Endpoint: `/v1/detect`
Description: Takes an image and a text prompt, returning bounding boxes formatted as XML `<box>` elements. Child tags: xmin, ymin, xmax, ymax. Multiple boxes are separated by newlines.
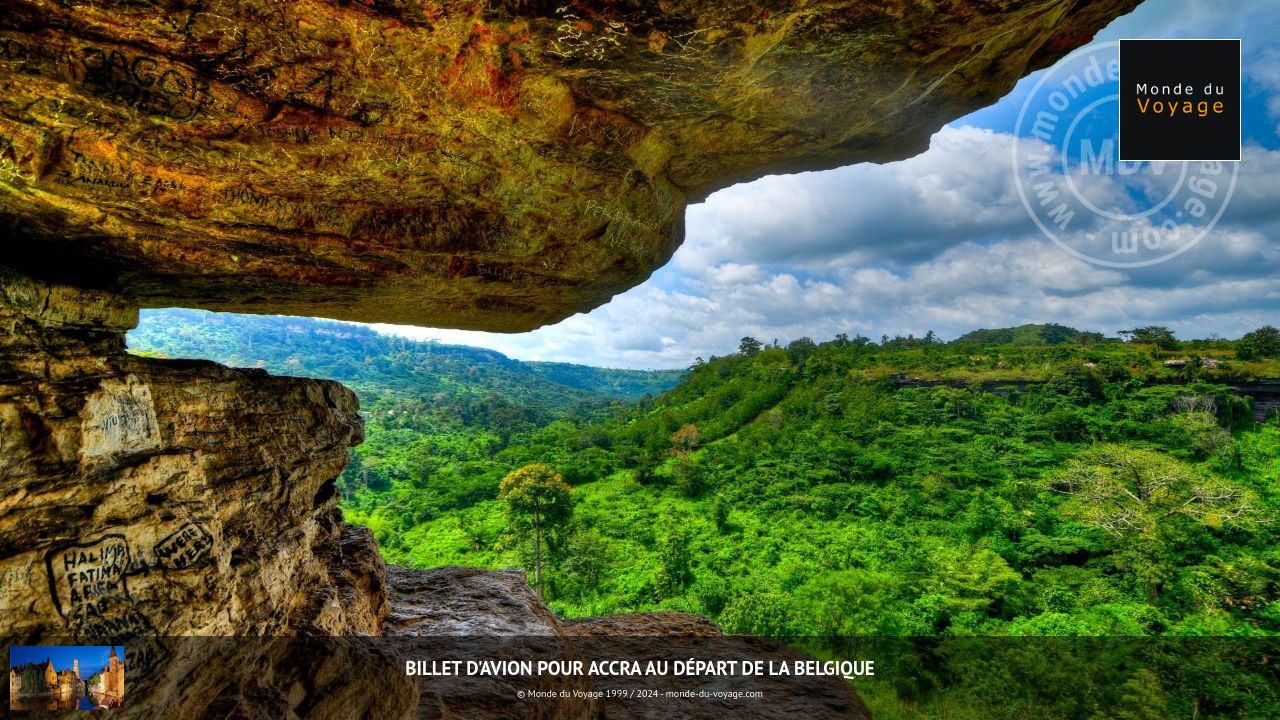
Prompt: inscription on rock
<box><xmin>80</xmin><ymin>375</ymin><xmax>161</xmax><ymax>459</ymax></box>
<box><xmin>46</xmin><ymin>534</ymin><xmax>132</xmax><ymax>623</ymax></box>
<box><xmin>153</xmin><ymin>522</ymin><xmax>214</xmax><ymax>570</ymax></box>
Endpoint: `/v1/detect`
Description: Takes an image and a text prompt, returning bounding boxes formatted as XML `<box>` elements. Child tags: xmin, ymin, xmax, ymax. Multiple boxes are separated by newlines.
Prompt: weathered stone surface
<box><xmin>112</xmin><ymin>637</ymin><xmax>418</xmax><ymax>719</ymax></box>
<box><xmin>0</xmin><ymin>267</ymin><xmax>375</xmax><ymax>642</ymax></box>
<box><xmin>386</xmin><ymin>565</ymin><xmax>596</xmax><ymax>720</ymax></box>
<box><xmin>0</xmin><ymin>267</ymin><xmax>424</xmax><ymax>716</ymax></box>
<box><xmin>566</xmin><ymin>611</ymin><xmax>722</xmax><ymax>638</ymax></box>
<box><xmin>385</xmin><ymin>565</ymin><xmax>562</xmax><ymax>636</ymax></box>
<box><xmin>0</xmin><ymin>0</ymin><xmax>1137</xmax><ymax>330</ymax></box>
<box><xmin>891</xmin><ymin>375</ymin><xmax>1280</xmax><ymax>421</ymax></box>
<box><xmin>563</xmin><ymin>614</ymin><xmax>871</xmax><ymax>720</ymax></box>
<box><xmin>1226</xmin><ymin>379</ymin><xmax>1280</xmax><ymax>421</ymax></box>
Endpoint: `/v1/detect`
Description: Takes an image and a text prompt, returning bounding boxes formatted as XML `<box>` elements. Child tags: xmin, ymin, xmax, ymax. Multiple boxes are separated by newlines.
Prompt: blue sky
<box><xmin>366</xmin><ymin>0</ymin><xmax>1280</xmax><ymax>369</ymax></box>
<box><xmin>10</xmin><ymin>646</ymin><xmax>119</xmax><ymax>677</ymax></box>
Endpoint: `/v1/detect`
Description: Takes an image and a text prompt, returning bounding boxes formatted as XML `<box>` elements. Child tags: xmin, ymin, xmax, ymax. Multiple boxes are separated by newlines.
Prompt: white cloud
<box><xmin>675</xmin><ymin>126</ymin><xmax>1037</xmax><ymax>271</ymax></box>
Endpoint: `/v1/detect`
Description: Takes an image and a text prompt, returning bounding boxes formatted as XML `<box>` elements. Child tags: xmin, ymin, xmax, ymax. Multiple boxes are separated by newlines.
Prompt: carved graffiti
<box><xmin>0</xmin><ymin>33</ymin><xmax>216</xmax><ymax>121</ymax></box>
<box><xmin>43</xmin><ymin>519</ymin><xmax>216</xmax><ymax>670</ymax></box>
<box><xmin>49</xmin><ymin>134</ymin><xmax>189</xmax><ymax>196</ymax></box>
<box><xmin>581</xmin><ymin>199</ymin><xmax>664</xmax><ymax>258</ymax></box>
<box><xmin>0</xmin><ymin>565</ymin><xmax>31</xmax><ymax>590</ymax></box>
<box><xmin>76</xmin><ymin>607</ymin><xmax>152</xmax><ymax>643</ymax></box>
<box><xmin>153</xmin><ymin>522</ymin><xmax>213</xmax><ymax>570</ymax></box>
<box><xmin>79</xmin><ymin>46</ymin><xmax>217</xmax><ymax>121</ymax></box>
<box><xmin>45</xmin><ymin>534</ymin><xmax>133</xmax><ymax>624</ymax></box>
<box><xmin>75</xmin><ymin>609</ymin><xmax>168</xmax><ymax>682</ymax></box>
<box><xmin>474</xmin><ymin>295</ymin><xmax>535</xmax><ymax>313</ymax></box>
<box><xmin>79</xmin><ymin>375</ymin><xmax>161</xmax><ymax>459</ymax></box>
<box><xmin>447</xmin><ymin>256</ymin><xmax>519</xmax><ymax>282</ymax></box>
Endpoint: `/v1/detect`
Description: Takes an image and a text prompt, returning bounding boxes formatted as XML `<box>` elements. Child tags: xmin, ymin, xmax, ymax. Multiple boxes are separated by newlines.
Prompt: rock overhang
<box><xmin>0</xmin><ymin>0</ymin><xmax>1140</xmax><ymax>331</ymax></box>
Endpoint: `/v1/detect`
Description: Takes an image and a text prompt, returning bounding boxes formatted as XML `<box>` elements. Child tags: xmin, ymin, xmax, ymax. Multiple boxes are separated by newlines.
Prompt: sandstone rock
<box><xmin>0</xmin><ymin>267</ymin><xmax>423</xmax><ymax>716</ymax></box>
<box><xmin>385</xmin><ymin>565</ymin><xmax>595</xmax><ymax>720</ymax></box>
<box><xmin>0</xmin><ymin>0</ymin><xmax>1137</xmax><ymax>330</ymax></box>
<box><xmin>565</xmin><ymin>611</ymin><xmax>722</xmax><ymax>638</ymax></box>
<box><xmin>564</xmin><ymin>615</ymin><xmax>871</xmax><ymax>720</ymax></box>
<box><xmin>384</xmin><ymin>565</ymin><xmax>562</xmax><ymax>637</ymax></box>
<box><xmin>118</xmin><ymin>636</ymin><xmax>417</xmax><ymax>720</ymax></box>
<box><xmin>0</xmin><ymin>267</ymin><xmax>373</xmax><ymax>643</ymax></box>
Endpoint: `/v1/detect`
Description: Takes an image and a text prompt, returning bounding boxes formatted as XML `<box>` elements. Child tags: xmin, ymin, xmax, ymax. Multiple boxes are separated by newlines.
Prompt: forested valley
<box><xmin>130</xmin><ymin>313</ymin><xmax>1280</xmax><ymax>718</ymax></box>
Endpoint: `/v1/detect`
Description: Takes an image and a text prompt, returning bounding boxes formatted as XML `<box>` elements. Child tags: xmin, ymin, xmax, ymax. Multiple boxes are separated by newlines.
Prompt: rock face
<box><xmin>1228</xmin><ymin>379</ymin><xmax>1280</xmax><ymax>421</ymax></box>
<box><xmin>0</xmin><ymin>268</ymin><xmax>418</xmax><ymax>716</ymax></box>
<box><xmin>0</xmin><ymin>268</ymin><xmax>376</xmax><ymax>643</ymax></box>
<box><xmin>386</xmin><ymin>566</ymin><xmax>596</xmax><ymax>720</ymax></box>
<box><xmin>385</xmin><ymin>565</ymin><xmax>564</xmax><ymax>637</ymax></box>
<box><xmin>385</xmin><ymin>567</ymin><xmax>872</xmax><ymax>720</ymax></box>
<box><xmin>891</xmin><ymin>375</ymin><xmax>1280</xmax><ymax>421</ymax></box>
<box><xmin>0</xmin><ymin>0</ymin><xmax>1137</xmax><ymax>330</ymax></box>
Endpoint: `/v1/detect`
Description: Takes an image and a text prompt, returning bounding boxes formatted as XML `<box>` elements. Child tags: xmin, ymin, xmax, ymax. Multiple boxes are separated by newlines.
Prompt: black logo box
<box><xmin>1119</xmin><ymin>39</ymin><xmax>1241</xmax><ymax>162</ymax></box>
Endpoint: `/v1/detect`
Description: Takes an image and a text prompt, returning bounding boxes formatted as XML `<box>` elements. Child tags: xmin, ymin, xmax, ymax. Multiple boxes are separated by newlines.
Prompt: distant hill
<box><xmin>952</xmin><ymin>323</ymin><xmax>1108</xmax><ymax>346</ymax></box>
<box><xmin>526</xmin><ymin>361</ymin><xmax>679</xmax><ymax>399</ymax></box>
<box><xmin>128</xmin><ymin>309</ymin><xmax>684</xmax><ymax>417</ymax></box>
<box><xmin>129</xmin><ymin>309</ymin><xmax>685</xmax><ymax>502</ymax></box>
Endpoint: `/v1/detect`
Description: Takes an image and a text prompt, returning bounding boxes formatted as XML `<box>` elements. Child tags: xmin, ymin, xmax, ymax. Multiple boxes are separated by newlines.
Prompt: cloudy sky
<box><xmin>372</xmin><ymin>0</ymin><xmax>1280</xmax><ymax>369</ymax></box>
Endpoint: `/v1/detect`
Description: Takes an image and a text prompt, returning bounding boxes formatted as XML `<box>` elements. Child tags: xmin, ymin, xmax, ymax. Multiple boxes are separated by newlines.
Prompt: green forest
<box><xmin>129</xmin><ymin>314</ymin><xmax>1280</xmax><ymax>718</ymax></box>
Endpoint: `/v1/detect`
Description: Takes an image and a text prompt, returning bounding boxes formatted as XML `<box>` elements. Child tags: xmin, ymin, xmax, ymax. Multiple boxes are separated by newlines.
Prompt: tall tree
<box><xmin>1119</xmin><ymin>326</ymin><xmax>1179</xmax><ymax>350</ymax></box>
<box><xmin>499</xmin><ymin>464</ymin><xmax>572</xmax><ymax>595</ymax></box>
<box><xmin>1050</xmin><ymin>445</ymin><xmax>1262</xmax><ymax>600</ymax></box>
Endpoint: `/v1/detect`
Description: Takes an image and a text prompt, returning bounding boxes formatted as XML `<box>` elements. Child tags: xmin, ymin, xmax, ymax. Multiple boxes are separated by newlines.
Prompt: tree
<box><xmin>654</xmin><ymin>522</ymin><xmax>693</xmax><ymax>598</ymax></box>
<box><xmin>1052</xmin><ymin>445</ymin><xmax>1259</xmax><ymax>536</ymax></box>
<box><xmin>738</xmin><ymin>336</ymin><xmax>762</xmax><ymax>355</ymax></box>
<box><xmin>1119</xmin><ymin>326</ymin><xmax>1179</xmax><ymax>350</ymax></box>
<box><xmin>1050</xmin><ymin>445</ymin><xmax>1262</xmax><ymax>599</ymax></box>
<box><xmin>786</xmin><ymin>336</ymin><xmax>818</xmax><ymax>364</ymax></box>
<box><xmin>633</xmin><ymin>456</ymin><xmax>660</xmax><ymax>485</ymax></box>
<box><xmin>718</xmin><ymin>592</ymin><xmax>794</xmax><ymax>636</ymax></box>
<box><xmin>1237</xmin><ymin>325</ymin><xmax>1280</xmax><ymax>360</ymax></box>
<box><xmin>708</xmin><ymin>494</ymin><xmax>730</xmax><ymax>532</ymax></box>
<box><xmin>559</xmin><ymin>530</ymin><xmax>609</xmax><ymax>600</ymax></box>
<box><xmin>499</xmin><ymin>464</ymin><xmax>572</xmax><ymax>596</ymax></box>
<box><xmin>671</xmin><ymin>453</ymin><xmax>707</xmax><ymax>497</ymax></box>
<box><xmin>1091</xmin><ymin>669</ymin><xmax>1169</xmax><ymax>720</ymax></box>
<box><xmin>670</xmin><ymin>423</ymin><xmax>702</xmax><ymax>452</ymax></box>
<box><xmin>1167</xmin><ymin>410</ymin><xmax>1232</xmax><ymax>460</ymax></box>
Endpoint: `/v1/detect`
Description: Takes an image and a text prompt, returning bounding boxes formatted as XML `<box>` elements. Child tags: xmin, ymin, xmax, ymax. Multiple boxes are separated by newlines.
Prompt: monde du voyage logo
<box><xmin>1013</xmin><ymin>39</ymin><xmax>1241</xmax><ymax>268</ymax></box>
<box><xmin>1120</xmin><ymin>39</ymin><xmax>1241</xmax><ymax>162</ymax></box>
